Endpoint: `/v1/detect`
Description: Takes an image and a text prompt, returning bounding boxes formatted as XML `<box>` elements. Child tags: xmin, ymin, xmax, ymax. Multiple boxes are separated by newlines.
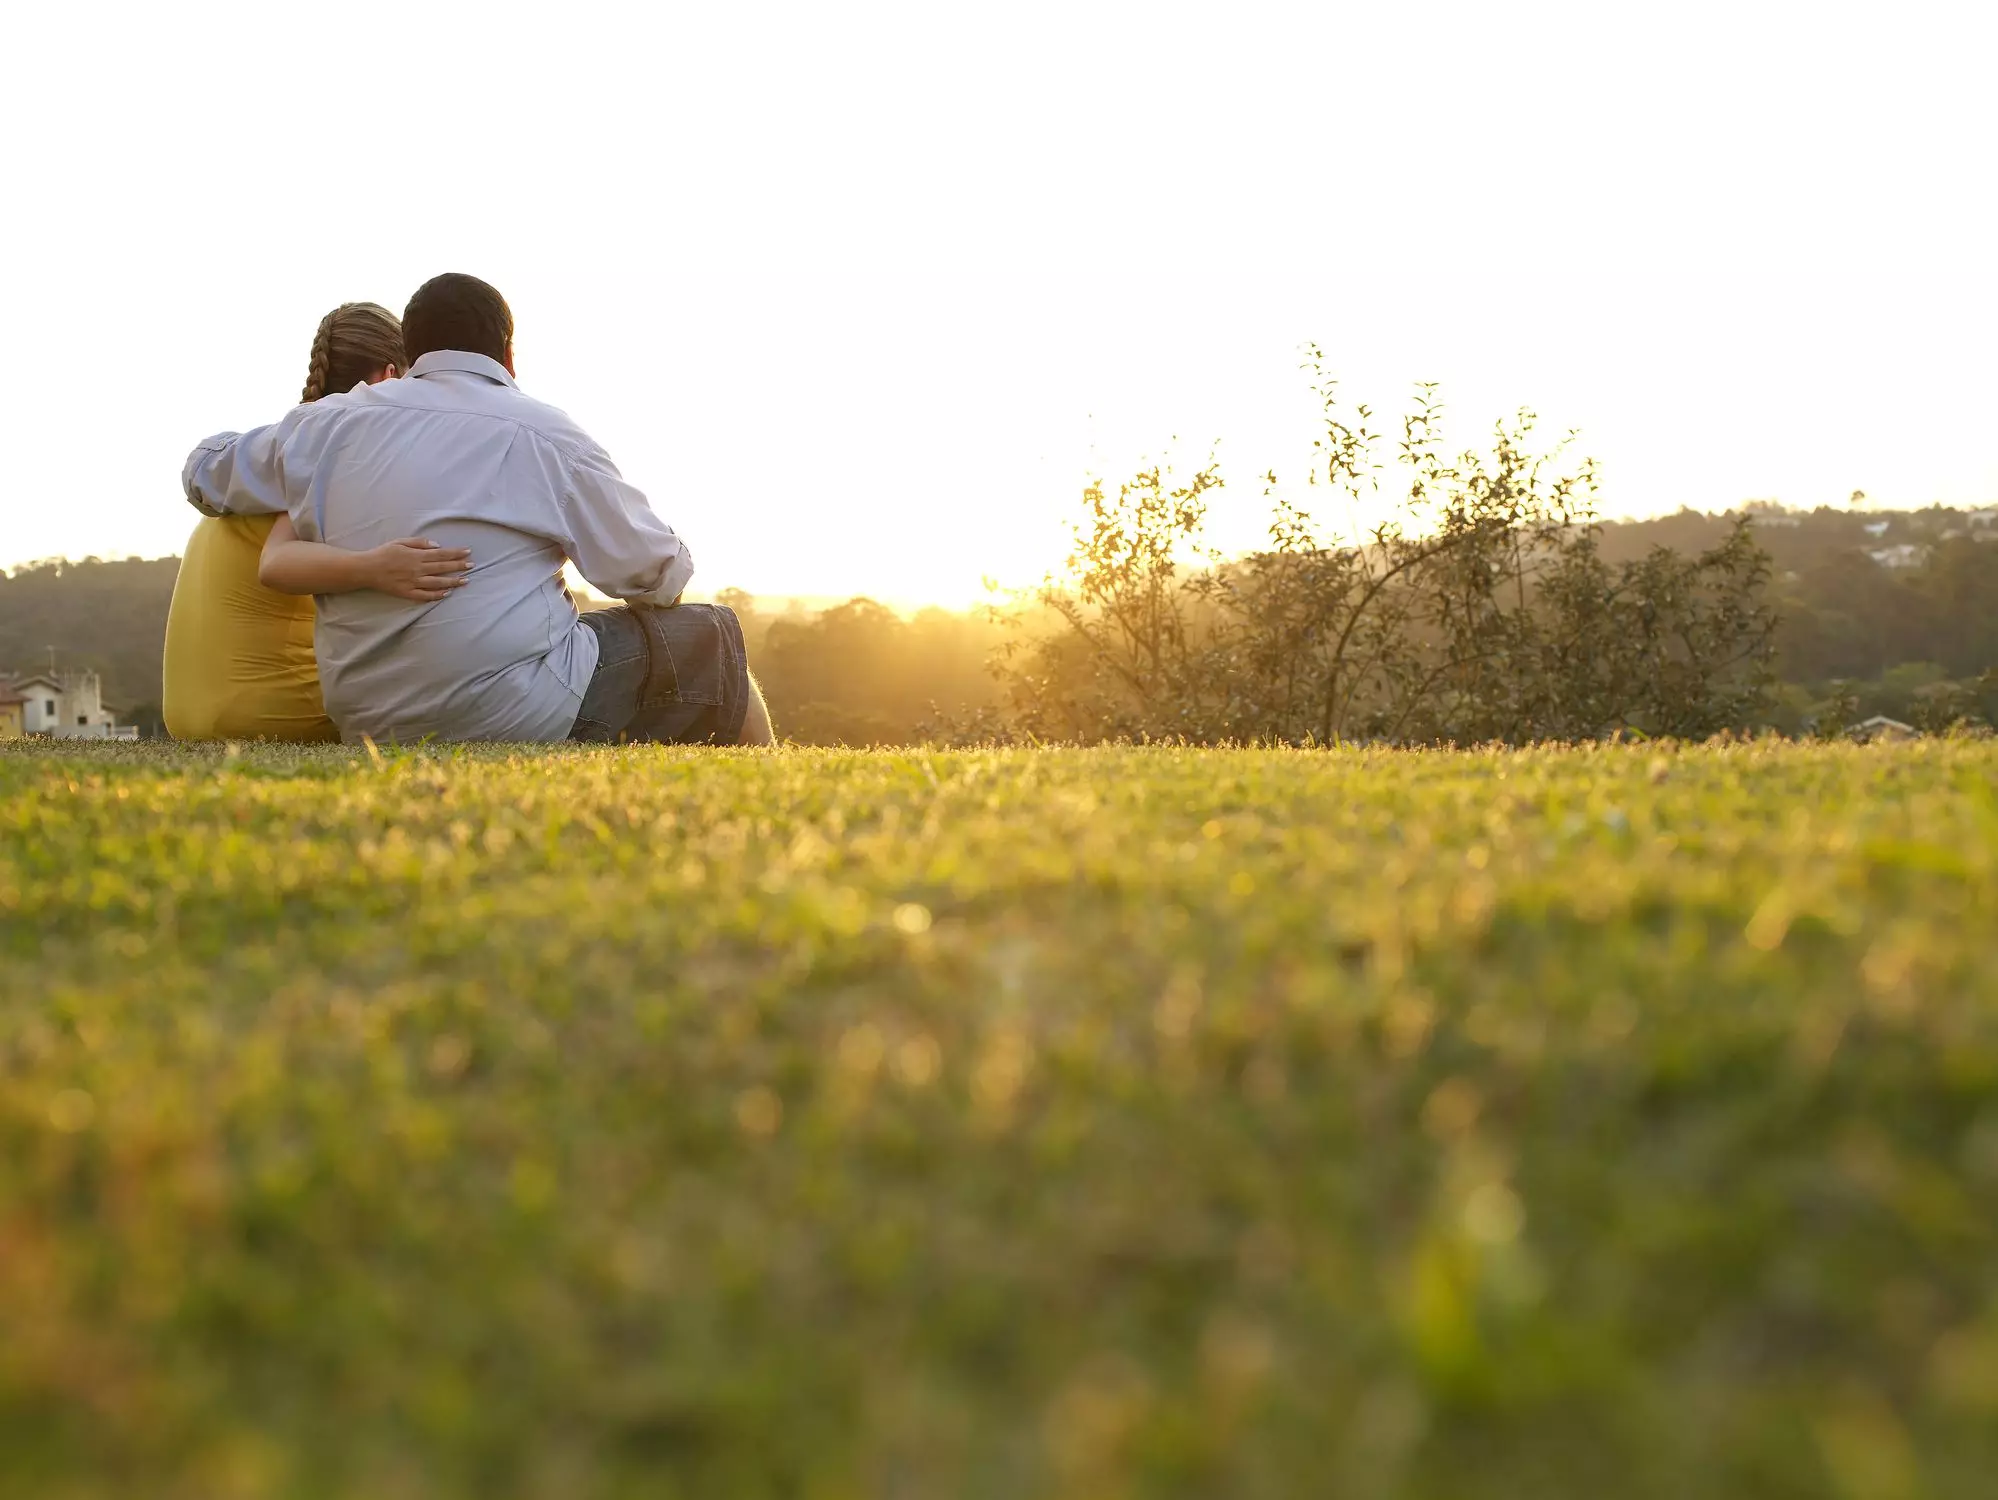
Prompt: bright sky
<box><xmin>4</xmin><ymin>1</ymin><xmax>1993</xmax><ymax>606</ymax></box>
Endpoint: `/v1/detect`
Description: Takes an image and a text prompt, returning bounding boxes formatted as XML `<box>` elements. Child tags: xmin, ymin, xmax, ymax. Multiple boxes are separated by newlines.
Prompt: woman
<box><xmin>162</xmin><ymin>303</ymin><xmax>467</xmax><ymax>740</ymax></box>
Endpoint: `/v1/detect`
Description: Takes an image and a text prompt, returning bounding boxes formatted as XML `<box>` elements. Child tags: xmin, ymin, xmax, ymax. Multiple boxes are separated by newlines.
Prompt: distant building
<box><xmin>1742</xmin><ymin>501</ymin><xmax>1800</xmax><ymax>529</ymax></box>
<box><xmin>1863</xmin><ymin>519</ymin><xmax>1892</xmax><ymax>538</ymax></box>
<box><xmin>0</xmin><ymin>683</ymin><xmax>24</xmax><ymax>739</ymax></box>
<box><xmin>1868</xmin><ymin>544</ymin><xmax>1927</xmax><ymax>570</ymax></box>
<box><xmin>0</xmin><ymin>669</ymin><xmax>138</xmax><ymax>739</ymax></box>
<box><xmin>1850</xmin><ymin>716</ymin><xmax>1918</xmax><ymax>744</ymax></box>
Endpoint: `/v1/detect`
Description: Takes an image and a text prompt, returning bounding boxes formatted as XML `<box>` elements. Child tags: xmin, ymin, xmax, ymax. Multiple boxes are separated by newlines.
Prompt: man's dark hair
<box><xmin>402</xmin><ymin>273</ymin><xmax>513</xmax><ymax>365</ymax></box>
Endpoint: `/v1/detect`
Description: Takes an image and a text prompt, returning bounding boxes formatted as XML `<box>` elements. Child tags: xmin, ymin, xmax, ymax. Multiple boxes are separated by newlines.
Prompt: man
<box><xmin>182</xmin><ymin>273</ymin><xmax>773</xmax><ymax>746</ymax></box>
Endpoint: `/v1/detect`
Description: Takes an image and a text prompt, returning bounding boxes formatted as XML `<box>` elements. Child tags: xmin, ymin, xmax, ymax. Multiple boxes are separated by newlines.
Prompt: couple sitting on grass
<box><xmin>163</xmin><ymin>273</ymin><xmax>774</xmax><ymax>747</ymax></box>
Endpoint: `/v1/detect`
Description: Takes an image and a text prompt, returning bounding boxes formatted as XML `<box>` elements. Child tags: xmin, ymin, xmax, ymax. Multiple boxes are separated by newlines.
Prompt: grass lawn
<box><xmin>3</xmin><ymin>738</ymin><xmax>1997</xmax><ymax>1499</ymax></box>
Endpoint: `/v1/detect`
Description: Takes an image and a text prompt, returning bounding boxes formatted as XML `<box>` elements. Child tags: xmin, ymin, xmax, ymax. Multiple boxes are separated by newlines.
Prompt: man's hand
<box><xmin>364</xmin><ymin>540</ymin><xmax>472</xmax><ymax>603</ymax></box>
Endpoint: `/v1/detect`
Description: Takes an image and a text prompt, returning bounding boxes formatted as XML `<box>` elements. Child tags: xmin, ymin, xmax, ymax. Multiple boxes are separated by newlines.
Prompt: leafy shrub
<box><xmin>1000</xmin><ymin>356</ymin><xmax>1777</xmax><ymax>744</ymax></box>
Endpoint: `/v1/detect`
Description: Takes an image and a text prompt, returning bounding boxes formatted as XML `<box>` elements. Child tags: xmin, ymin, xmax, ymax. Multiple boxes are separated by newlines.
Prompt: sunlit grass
<box><xmin>3</xmin><ymin>739</ymin><xmax>1996</xmax><ymax>1498</ymax></box>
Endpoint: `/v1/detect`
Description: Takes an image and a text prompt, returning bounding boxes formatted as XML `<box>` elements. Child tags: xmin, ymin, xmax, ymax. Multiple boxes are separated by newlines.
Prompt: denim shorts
<box><xmin>570</xmin><ymin>603</ymin><xmax>751</xmax><ymax>745</ymax></box>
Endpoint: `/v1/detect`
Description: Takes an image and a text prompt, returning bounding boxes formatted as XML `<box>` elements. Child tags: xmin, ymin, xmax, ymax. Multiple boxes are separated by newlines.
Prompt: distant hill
<box><xmin>0</xmin><ymin>557</ymin><xmax>180</xmax><ymax>729</ymax></box>
<box><xmin>1595</xmin><ymin>501</ymin><xmax>1998</xmax><ymax>573</ymax></box>
<box><xmin>1593</xmin><ymin>505</ymin><xmax>1998</xmax><ymax>716</ymax></box>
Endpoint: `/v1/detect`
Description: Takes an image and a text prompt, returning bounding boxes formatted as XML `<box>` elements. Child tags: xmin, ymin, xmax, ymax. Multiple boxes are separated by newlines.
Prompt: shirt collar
<box><xmin>408</xmin><ymin>350</ymin><xmax>517</xmax><ymax>388</ymax></box>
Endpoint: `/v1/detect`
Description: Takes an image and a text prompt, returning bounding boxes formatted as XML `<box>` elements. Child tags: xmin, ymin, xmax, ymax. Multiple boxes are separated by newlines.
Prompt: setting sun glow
<box><xmin>4</xmin><ymin>2</ymin><xmax>1992</xmax><ymax>606</ymax></box>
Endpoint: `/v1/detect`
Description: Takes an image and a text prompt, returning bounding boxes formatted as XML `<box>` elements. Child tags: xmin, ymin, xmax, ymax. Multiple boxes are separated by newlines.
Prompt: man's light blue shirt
<box><xmin>182</xmin><ymin>351</ymin><xmax>695</xmax><ymax>743</ymax></box>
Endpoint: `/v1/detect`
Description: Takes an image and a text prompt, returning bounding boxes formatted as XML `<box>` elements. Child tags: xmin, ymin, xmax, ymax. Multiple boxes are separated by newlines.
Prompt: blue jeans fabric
<box><xmin>569</xmin><ymin>603</ymin><xmax>750</xmax><ymax>744</ymax></box>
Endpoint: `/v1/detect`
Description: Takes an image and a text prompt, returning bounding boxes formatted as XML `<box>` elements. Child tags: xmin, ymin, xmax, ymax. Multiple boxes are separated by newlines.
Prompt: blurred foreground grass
<box><xmin>3</xmin><ymin>739</ymin><xmax>1997</xmax><ymax>1499</ymax></box>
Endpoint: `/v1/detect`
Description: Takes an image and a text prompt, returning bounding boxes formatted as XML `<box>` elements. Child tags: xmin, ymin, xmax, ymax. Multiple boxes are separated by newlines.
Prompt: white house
<box><xmin>1</xmin><ymin>669</ymin><xmax>137</xmax><ymax>739</ymax></box>
<box><xmin>1850</xmin><ymin>715</ymin><xmax>1918</xmax><ymax>744</ymax></box>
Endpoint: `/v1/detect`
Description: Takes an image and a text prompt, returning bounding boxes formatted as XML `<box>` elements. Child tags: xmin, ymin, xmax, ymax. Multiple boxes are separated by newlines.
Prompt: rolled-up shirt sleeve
<box><xmin>182</xmin><ymin>423</ymin><xmax>290</xmax><ymax>518</ymax></box>
<box><xmin>556</xmin><ymin>442</ymin><xmax>695</xmax><ymax>606</ymax></box>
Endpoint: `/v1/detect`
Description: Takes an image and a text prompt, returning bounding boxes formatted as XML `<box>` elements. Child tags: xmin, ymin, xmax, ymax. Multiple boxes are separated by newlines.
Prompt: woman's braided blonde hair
<box><xmin>300</xmin><ymin>302</ymin><xmax>406</xmax><ymax>403</ymax></box>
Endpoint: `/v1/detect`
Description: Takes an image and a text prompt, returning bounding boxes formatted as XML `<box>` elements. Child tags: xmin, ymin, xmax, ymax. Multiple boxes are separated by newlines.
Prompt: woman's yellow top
<box><xmin>162</xmin><ymin>515</ymin><xmax>339</xmax><ymax>742</ymax></box>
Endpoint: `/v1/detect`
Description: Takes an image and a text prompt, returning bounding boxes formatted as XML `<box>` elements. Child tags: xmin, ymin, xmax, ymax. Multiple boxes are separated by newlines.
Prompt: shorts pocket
<box><xmin>637</xmin><ymin>604</ymin><xmax>732</xmax><ymax>709</ymax></box>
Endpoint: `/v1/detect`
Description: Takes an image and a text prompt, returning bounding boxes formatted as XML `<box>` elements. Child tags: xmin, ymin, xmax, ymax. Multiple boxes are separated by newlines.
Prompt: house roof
<box><xmin>0</xmin><ymin>686</ymin><xmax>27</xmax><ymax>707</ymax></box>
<box><xmin>6</xmin><ymin>672</ymin><xmax>61</xmax><ymax>691</ymax></box>
<box><xmin>1850</xmin><ymin>716</ymin><xmax>1920</xmax><ymax>742</ymax></box>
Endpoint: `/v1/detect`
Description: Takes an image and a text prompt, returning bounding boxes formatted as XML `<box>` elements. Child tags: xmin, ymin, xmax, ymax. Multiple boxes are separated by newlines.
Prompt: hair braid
<box><xmin>301</xmin><ymin>310</ymin><xmax>337</xmax><ymax>403</ymax></box>
<box><xmin>298</xmin><ymin>302</ymin><xmax>404</xmax><ymax>404</ymax></box>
